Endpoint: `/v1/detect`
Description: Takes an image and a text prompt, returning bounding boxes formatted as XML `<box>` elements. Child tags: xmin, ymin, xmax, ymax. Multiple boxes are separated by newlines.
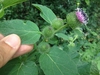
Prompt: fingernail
<box><xmin>4</xmin><ymin>34</ymin><xmax>21</xmax><ymax>49</ymax></box>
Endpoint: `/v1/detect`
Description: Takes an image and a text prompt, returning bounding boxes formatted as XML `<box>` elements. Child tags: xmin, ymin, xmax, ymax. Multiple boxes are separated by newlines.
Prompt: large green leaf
<box><xmin>39</xmin><ymin>46</ymin><xmax>80</xmax><ymax>75</ymax></box>
<box><xmin>2</xmin><ymin>0</ymin><xmax>27</xmax><ymax>9</ymax></box>
<box><xmin>0</xmin><ymin>58</ymin><xmax>38</xmax><ymax>75</ymax></box>
<box><xmin>77</xmin><ymin>61</ymin><xmax>91</xmax><ymax>75</ymax></box>
<box><xmin>33</xmin><ymin>4</ymin><xmax>57</xmax><ymax>24</ymax></box>
<box><xmin>0</xmin><ymin>19</ymin><xmax>41</xmax><ymax>44</ymax></box>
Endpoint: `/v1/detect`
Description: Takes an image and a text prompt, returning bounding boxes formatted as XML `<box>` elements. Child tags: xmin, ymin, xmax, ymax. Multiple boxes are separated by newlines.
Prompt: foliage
<box><xmin>0</xmin><ymin>0</ymin><xmax>100</xmax><ymax>75</ymax></box>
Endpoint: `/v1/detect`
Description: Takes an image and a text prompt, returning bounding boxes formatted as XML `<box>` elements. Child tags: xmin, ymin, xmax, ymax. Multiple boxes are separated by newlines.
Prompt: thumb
<box><xmin>0</xmin><ymin>34</ymin><xmax>21</xmax><ymax>68</ymax></box>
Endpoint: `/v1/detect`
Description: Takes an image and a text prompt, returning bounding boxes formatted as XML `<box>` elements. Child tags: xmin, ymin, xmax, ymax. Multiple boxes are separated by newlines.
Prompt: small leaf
<box><xmin>3</xmin><ymin>0</ymin><xmax>27</xmax><ymax>9</ymax></box>
<box><xmin>33</xmin><ymin>4</ymin><xmax>57</xmax><ymax>24</ymax></box>
<box><xmin>85</xmin><ymin>0</ymin><xmax>90</xmax><ymax>6</ymax></box>
<box><xmin>0</xmin><ymin>8</ymin><xmax>4</xmax><ymax>18</ymax></box>
<box><xmin>55</xmin><ymin>33</ymin><xmax>69</xmax><ymax>41</ymax></box>
<box><xmin>73</xmin><ymin>28</ymin><xmax>84</xmax><ymax>38</ymax></box>
<box><xmin>0</xmin><ymin>19</ymin><xmax>41</xmax><ymax>44</ymax></box>
<box><xmin>0</xmin><ymin>58</ymin><xmax>38</xmax><ymax>75</ymax></box>
<box><xmin>39</xmin><ymin>46</ymin><xmax>79</xmax><ymax>75</ymax></box>
<box><xmin>97</xmin><ymin>60</ymin><xmax>100</xmax><ymax>71</ymax></box>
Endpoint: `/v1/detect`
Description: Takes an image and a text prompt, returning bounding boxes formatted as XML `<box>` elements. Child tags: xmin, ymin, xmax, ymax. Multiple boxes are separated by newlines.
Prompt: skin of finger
<box><xmin>0</xmin><ymin>34</ymin><xmax>21</xmax><ymax>68</ymax></box>
<box><xmin>0</xmin><ymin>34</ymin><xmax>33</xmax><ymax>59</ymax></box>
<box><xmin>0</xmin><ymin>34</ymin><xmax>4</xmax><ymax>40</ymax></box>
<box><xmin>0</xmin><ymin>41</ymin><xmax>18</xmax><ymax>68</ymax></box>
<box><xmin>12</xmin><ymin>45</ymin><xmax>33</xmax><ymax>58</ymax></box>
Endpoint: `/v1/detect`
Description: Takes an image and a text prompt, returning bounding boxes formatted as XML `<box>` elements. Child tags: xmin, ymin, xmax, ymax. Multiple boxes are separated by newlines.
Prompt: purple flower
<box><xmin>75</xmin><ymin>8</ymin><xmax>89</xmax><ymax>25</ymax></box>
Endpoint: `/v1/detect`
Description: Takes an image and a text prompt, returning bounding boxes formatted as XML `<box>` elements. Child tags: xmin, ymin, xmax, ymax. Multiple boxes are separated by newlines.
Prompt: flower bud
<box><xmin>42</xmin><ymin>26</ymin><xmax>54</xmax><ymax>39</ymax></box>
<box><xmin>66</xmin><ymin>12</ymin><xmax>81</xmax><ymax>29</ymax></box>
<box><xmin>38</xmin><ymin>42</ymin><xmax>50</xmax><ymax>53</ymax></box>
<box><xmin>51</xmin><ymin>18</ymin><xmax>64</xmax><ymax>30</ymax></box>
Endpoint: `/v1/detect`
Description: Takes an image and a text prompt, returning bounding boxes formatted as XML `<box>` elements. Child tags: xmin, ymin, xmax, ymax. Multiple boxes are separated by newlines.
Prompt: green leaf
<box><xmin>2</xmin><ymin>0</ymin><xmax>27</xmax><ymax>9</ymax></box>
<box><xmin>90</xmin><ymin>63</ymin><xmax>99</xmax><ymax>75</ymax></box>
<box><xmin>77</xmin><ymin>61</ymin><xmax>91</xmax><ymax>75</ymax></box>
<box><xmin>0</xmin><ymin>19</ymin><xmax>41</xmax><ymax>44</ymax></box>
<box><xmin>55</xmin><ymin>33</ymin><xmax>69</xmax><ymax>41</ymax></box>
<box><xmin>97</xmin><ymin>60</ymin><xmax>100</xmax><ymax>71</ymax></box>
<box><xmin>39</xmin><ymin>46</ymin><xmax>80</xmax><ymax>75</ymax></box>
<box><xmin>65</xmin><ymin>48</ymin><xmax>80</xmax><ymax>64</ymax></box>
<box><xmin>33</xmin><ymin>4</ymin><xmax>57</xmax><ymax>24</ymax></box>
<box><xmin>85</xmin><ymin>0</ymin><xmax>90</xmax><ymax>6</ymax></box>
<box><xmin>0</xmin><ymin>58</ymin><xmax>38</xmax><ymax>75</ymax></box>
<box><xmin>0</xmin><ymin>8</ymin><xmax>4</xmax><ymax>18</ymax></box>
<box><xmin>73</xmin><ymin>28</ymin><xmax>84</xmax><ymax>38</ymax></box>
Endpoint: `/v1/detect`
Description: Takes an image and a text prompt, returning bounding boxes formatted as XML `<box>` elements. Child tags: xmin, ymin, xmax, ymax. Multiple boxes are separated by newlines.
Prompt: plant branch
<box><xmin>54</xmin><ymin>24</ymin><xmax>68</xmax><ymax>34</ymax></box>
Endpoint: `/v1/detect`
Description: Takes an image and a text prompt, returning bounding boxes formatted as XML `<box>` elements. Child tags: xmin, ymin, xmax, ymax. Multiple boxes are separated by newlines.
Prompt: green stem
<box><xmin>85</xmin><ymin>25</ymin><xmax>97</xmax><ymax>36</ymax></box>
<box><xmin>38</xmin><ymin>31</ymin><xmax>42</xmax><ymax>35</ymax></box>
<box><xmin>54</xmin><ymin>24</ymin><xmax>68</xmax><ymax>34</ymax></box>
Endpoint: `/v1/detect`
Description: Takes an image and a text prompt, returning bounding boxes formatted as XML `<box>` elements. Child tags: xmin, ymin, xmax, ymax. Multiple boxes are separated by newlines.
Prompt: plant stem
<box><xmin>54</xmin><ymin>24</ymin><xmax>68</xmax><ymax>33</ymax></box>
<box><xmin>38</xmin><ymin>32</ymin><xmax>43</xmax><ymax>35</ymax></box>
